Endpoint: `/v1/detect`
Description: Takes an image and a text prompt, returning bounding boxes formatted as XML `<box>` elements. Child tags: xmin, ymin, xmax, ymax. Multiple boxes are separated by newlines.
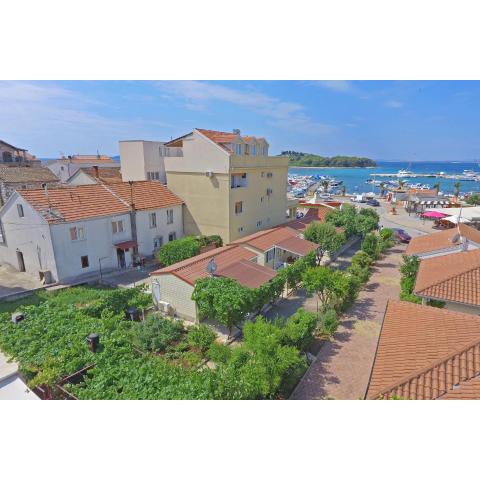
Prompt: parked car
<box><xmin>350</xmin><ymin>195</ymin><xmax>366</xmax><ymax>203</ymax></box>
<box><xmin>391</xmin><ymin>228</ymin><xmax>412</xmax><ymax>243</ymax></box>
<box><xmin>366</xmin><ymin>199</ymin><xmax>380</xmax><ymax>207</ymax></box>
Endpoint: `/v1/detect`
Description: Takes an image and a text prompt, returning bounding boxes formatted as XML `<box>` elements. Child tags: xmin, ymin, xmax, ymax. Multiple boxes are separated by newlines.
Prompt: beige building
<box><xmin>162</xmin><ymin>128</ymin><xmax>291</xmax><ymax>243</ymax></box>
<box><xmin>119</xmin><ymin>140</ymin><xmax>170</xmax><ymax>184</ymax></box>
<box><xmin>0</xmin><ymin>140</ymin><xmax>39</xmax><ymax>166</ymax></box>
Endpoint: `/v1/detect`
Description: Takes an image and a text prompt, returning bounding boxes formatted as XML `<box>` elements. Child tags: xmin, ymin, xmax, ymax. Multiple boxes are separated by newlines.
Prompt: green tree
<box><xmin>304</xmin><ymin>222</ymin><xmax>346</xmax><ymax>256</ymax></box>
<box><xmin>325</xmin><ymin>204</ymin><xmax>357</xmax><ymax>238</ymax></box>
<box><xmin>466</xmin><ymin>194</ymin><xmax>480</xmax><ymax>206</ymax></box>
<box><xmin>351</xmin><ymin>250</ymin><xmax>373</xmax><ymax>270</ymax></box>
<box><xmin>453</xmin><ymin>181</ymin><xmax>461</xmax><ymax>197</ymax></box>
<box><xmin>280</xmin><ymin>309</ymin><xmax>317</xmax><ymax>351</ymax></box>
<box><xmin>187</xmin><ymin>324</ymin><xmax>216</xmax><ymax>354</ymax></box>
<box><xmin>192</xmin><ymin>277</ymin><xmax>252</xmax><ymax>337</ymax></box>
<box><xmin>302</xmin><ymin>266</ymin><xmax>349</xmax><ymax>314</ymax></box>
<box><xmin>131</xmin><ymin>314</ymin><xmax>183</xmax><ymax>353</ymax></box>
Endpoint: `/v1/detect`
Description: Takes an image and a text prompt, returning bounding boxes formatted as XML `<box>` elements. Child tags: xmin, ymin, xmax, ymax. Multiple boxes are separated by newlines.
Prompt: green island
<box><xmin>282</xmin><ymin>151</ymin><xmax>377</xmax><ymax>168</ymax></box>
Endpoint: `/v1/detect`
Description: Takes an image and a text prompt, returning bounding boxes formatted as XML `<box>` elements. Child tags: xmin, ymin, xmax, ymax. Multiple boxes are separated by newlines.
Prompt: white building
<box><xmin>0</xmin><ymin>182</ymin><xmax>184</xmax><ymax>284</ymax></box>
<box><xmin>119</xmin><ymin>140</ymin><xmax>169</xmax><ymax>183</ymax></box>
<box><xmin>46</xmin><ymin>155</ymin><xmax>118</xmax><ymax>183</ymax></box>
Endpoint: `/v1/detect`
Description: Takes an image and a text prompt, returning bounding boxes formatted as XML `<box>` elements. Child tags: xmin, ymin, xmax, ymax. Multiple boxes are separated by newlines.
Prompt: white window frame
<box><xmin>112</xmin><ymin>220</ymin><xmax>124</xmax><ymax>234</ymax></box>
<box><xmin>166</xmin><ymin>209</ymin><xmax>174</xmax><ymax>225</ymax></box>
<box><xmin>149</xmin><ymin>212</ymin><xmax>157</xmax><ymax>229</ymax></box>
<box><xmin>17</xmin><ymin>204</ymin><xmax>24</xmax><ymax>218</ymax></box>
<box><xmin>70</xmin><ymin>225</ymin><xmax>86</xmax><ymax>241</ymax></box>
<box><xmin>235</xmin><ymin>201</ymin><xmax>243</xmax><ymax>215</ymax></box>
<box><xmin>265</xmin><ymin>248</ymin><xmax>275</xmax><ymax>263</ymax></box>
<box><xmin>251</xmin><ymin>144</ymin><xmax>256</xmax><ymax>156</ymax></box>
<box><xmin>235</xmin><ymin>144</ymin><xmax>242</xmax><ymax>155</ymax></box>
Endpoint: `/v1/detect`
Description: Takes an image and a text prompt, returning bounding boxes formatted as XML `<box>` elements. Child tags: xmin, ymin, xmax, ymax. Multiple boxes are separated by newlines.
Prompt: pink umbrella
<box><xmin>421</xmin><ymin>211</ymin><xmax>448</xmax><ymax>219</ymax></box>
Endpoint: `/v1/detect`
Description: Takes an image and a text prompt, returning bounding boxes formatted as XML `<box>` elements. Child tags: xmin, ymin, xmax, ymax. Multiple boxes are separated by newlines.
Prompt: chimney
<box><xmin>93</xmin><ymin>165</ymin><xmax>99</xmax><ymax>178</ymax></box>
<box><xmin>233</xmin><ymin>129</ymin><xmax>241</xmax><ymax>135</ymax></box>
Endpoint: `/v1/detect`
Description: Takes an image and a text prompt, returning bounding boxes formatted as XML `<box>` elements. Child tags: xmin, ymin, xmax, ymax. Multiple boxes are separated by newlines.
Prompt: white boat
<box><xmin>397</xmin><ymin>169</ymin><xmax>416</xmax><ymax>178</ymax></box>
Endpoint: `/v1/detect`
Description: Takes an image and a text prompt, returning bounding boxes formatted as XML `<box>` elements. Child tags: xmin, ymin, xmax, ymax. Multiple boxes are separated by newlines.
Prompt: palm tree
<box><xmin>433</xmin><ymin>182</ymin><xmax>441</xmax><ymax>195</ymax></box>
<box><xmin>454</xmin><ymin>181</ymin><xmax>461</xmax><ymax>197</ymax></box>
<box><xmin>320</xmin><ymin>179</ymin><xmax>330</xmax><ymax>193</ymax></box>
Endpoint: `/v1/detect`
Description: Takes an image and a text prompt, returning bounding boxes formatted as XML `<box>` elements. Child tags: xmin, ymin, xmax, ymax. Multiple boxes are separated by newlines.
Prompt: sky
<box><xmin>1</xmin><ymin>80</ymin><xmax>480</xmax><ymax>161</ymax></box>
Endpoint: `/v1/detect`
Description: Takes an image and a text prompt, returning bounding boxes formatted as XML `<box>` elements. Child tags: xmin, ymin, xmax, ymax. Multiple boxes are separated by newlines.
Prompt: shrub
<box><xmin>380</xmin><ymin>228</ymin><xmax>393</xmax><ymax>241</ymax></box>
<box><xmin>466</xmin><ymin>194</ymin><xmax>480</xmax><ymax>206</ymax></box>
<box><xmin>156</xmin><ymin>237</ymin><xmax>201</xmax><ymax>266</ymax></box>
<box><xmin>399</xmin><ymin>255</ymin><xmax>421</xmax><ymax>304</ymax></box>
<box><xmin>182</xmin><ymin>351</ymin><xmax>203</xmax><ymax>369</ymax></box>
<box><xmin>131</xmin><ymin>314</ymin><xmax>183</xmax><ymax>353</ymax></box>
<box><xmin>319</xmin><ymin>309</ymin><xmax>338</xmax><ymax>336</ymax></box>
<box><xmin>281</xmin><ymin>309</ymin><xmax>317</xmax><ymax>351</ymax></box>
<box><xmin>351</xmin><ymin>250</ymin><xmax>373</xmax><ymax>270</ymax></box>
<box><xmin>207</xmin><ymin>342</ymin><xmax>231</xmax><ymax>364</ymax></box>
<box><xmin>361</xmin><ymin>233</ymin><xmax>380</xmax><ymax>259</ymax></box>
<box><xmin>187</xmin><ymin>324</ymin><xmax>216</xmax><ymax>353</ymax></box>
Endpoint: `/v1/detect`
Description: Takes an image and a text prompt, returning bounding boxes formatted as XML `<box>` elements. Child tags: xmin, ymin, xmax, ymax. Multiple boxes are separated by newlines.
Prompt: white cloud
<box><xmin>315</xmin><ymin>80</ymin><xmax>353</xmax><ymax>92</ymax></box>
<box><xmin>385</xmin><ymin>100</ymin><xmax>403</xmax><ymax>108</ymax></box>
<box><xmin>157</xmin><ymin>81</ymin><xmax>334</xmax><ymax>135</ymax></box>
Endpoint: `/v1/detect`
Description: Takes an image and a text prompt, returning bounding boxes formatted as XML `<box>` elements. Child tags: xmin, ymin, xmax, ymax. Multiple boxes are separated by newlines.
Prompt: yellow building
<box><xmin>164</xmin><ymin>128</ymin><xmax>293</xmax><ymax>243</ymax></box>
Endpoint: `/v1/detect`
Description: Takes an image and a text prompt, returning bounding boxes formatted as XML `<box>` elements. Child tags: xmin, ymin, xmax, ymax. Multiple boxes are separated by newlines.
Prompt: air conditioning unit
<box><xmin>206</xmin><ymin>171</ymin><xmax>214</xmax><ymax>178</ymax></box>
<box><xmin>158</xmin><ymin>300</ymin><xmax>174</xmax><ymax>316</ymax></box>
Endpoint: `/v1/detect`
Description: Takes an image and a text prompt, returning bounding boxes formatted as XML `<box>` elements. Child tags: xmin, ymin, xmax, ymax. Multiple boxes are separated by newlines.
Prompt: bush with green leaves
<box><xmin>361</xmin><ymin>233</ymin><xmax>380</xmax><ymax>259</ymax></box>
<box><xmin>280</xmin><ymin>308</ymin><xmax>317</xmax><ymax>351</ymax></box>
<box><xmin>318</xmin><ymin>309</ymin><xmax>338</xmax><ymax>336</ymax></box>
<box><xmin>156</xmin><ymin>235</ymin><xmax>223</xmax><ymax>266</ymax></box>
<box><xmin>466</xmin><ymin>194</ymin><xmax>480</xmax><ymax>206</ymax></box>
<box><xmin>187</xmin><ymin>324</ymin><xmax>216</xmax><ymax>353</ymax></box>
<box><xmin>131</xmin><ymin>314</ymin><xmax>183</xmax><ymax>353</ymax></box>
<box><xmin>207</xmin><ymin>342</ymin><xmax>231</xmax><ymax>364</ymax></box>
<box><xmin>351</xmin><ymin>250</ymin><xmax>373</xmax><ymax>270</ymax></box>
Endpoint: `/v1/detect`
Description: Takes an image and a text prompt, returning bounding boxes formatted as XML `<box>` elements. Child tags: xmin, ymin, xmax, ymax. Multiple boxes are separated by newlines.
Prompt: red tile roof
<box><xmin>105</xmin><ymin>181</ymin><xmax>183</xmax><ymax>211</ymax></box>
<box><xmin>366</xmin><ymin>300</ymin><xmax>480</xmax><ymax>400</ymax></box>
<box><xmin>150</xmin><ymin>245</ymin><xmax>264</xmax><ymax>286</ymax></box>
<box><xmin>63</xmin><ymin>155</ymin><xmax>114</xmax><ymax>164</ymax></box>
<box><xmin>216</xmin><ymin>259</ymin><xmax>276</xmax><ymax>289</ymax></box>
<box><xmin>405</xmin><ymin>223</ymin><xmax>480</xmax><ymax>256</ymax></box>
<box><xmin>19</xmin><ymin>184</ymin><xmax>129</xmax><ymax>223</ymax></box>
<box><xmin>0</xmin><ymin>166</ymin><xmax>59</xmax><ymax>183</ymax></box>
<box><xmin>19</xmin><ymin>181</ymin><xmax>183</xmax><ymax>223</ymax></box>
<box><xmin>275</xmin><ymin>236</ymin><xmax>318</xmax><ymax>256</ymax></box>
<box><xmin>79</xmin><ymin>167</ymin><xmax>122</xmax><ymax>183</ymax></box>
<box><xmin>414</xmin><ymin>248</ymin><xmax>480</xmax><ymax>306</ymax></box>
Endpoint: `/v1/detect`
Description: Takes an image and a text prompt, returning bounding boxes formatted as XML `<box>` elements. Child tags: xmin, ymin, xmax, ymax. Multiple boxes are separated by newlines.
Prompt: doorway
<box><xmin>117</xmin><ymin>248</ymin><xmax>126</xmax><ymax>269</ymax></box>
<box><xmin>16</xmin><ymin>251</ymin><xmax>26</xmax><ymax>272</ymax></box>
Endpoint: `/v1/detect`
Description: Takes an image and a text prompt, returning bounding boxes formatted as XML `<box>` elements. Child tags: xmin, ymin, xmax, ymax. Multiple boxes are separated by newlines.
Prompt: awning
<box><xmin>421</xmin><ymin>211</ymin><xmax>448</xmax><ymax>219</ymax></box>
<box><xmin>114</xmin><ymin>240</ymin><xmax>137</xmax><ymax>250</ymax></box>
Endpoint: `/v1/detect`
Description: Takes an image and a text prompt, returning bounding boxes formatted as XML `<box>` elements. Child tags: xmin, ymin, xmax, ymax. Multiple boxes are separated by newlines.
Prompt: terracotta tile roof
<box><xmin>407</xmin><ymin>188</ymin><xmax>438</xmax><ymax>196</ymax></box>
<box><xmin>366</xmin><ymin>300</ymin><xmax>480</xmax><ymax>400</ymax></box>
<box><xmin>0</xmin><ymin>166</ymin><xmax>59</xmax><ymax>183</ymax></box>
<box><xmin>105</xmin><ymin>181</ymin><xmax>183</xmax><ymax>211</ymax></box>
<box><xmin>150</xmin><ymin>245</ymin><xmax>261</xmax><ymax>286</ymax></box>
<box><xmin>79</xmin><ymin>167</ymin><xmax>122</xmax><ymax>183</ymax></box>
<box><xmin>405</xmin><ymin>224</ymin><xmax>480</xmax><ymax>256</ymax></box>
<box><xmin>229</xmin><ymin>226</ymin><xmax>304</xmax><ymax>252</ymax></box>
<box><xmin>64</xmin><ymin>155</ymin><xmax>114</xmax><ymax>164</ymax></box>
<box><xmin>0</xmin><ymin>140</ymin><xmax>26</xmax><ymax>151</ymax></box>
<box><xmin>275</xmin><ymin>236</ymin><xmax>318</xmax><ymax>256</ymax></box>
<box><xmin>18</xmin><ymin>184</ymin><xmax>129</xmax><ymax>223</ymax></box>
<box><xmin>414</xmin><ymin>248</ymin><xmax>480</xmax><ymax>306</ymax></box>
<box><xmin>216</xmin><ymin>258</ymin><xmax>276</xmax><ymax>289</ymax></box>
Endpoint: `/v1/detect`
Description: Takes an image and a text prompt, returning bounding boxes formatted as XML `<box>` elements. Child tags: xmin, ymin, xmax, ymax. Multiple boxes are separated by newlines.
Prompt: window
<box><xmin>235</xmin><ymin>144</ymin><xmax>242</xmax><ymax>155</ymax></box>
<box><xmin>166</xmin><ymin>209</ymin><xmax>174</xmax><ymax>224</ymax></box>
<box><xmin>251</xmin><ymin>144</ymin><xmax>256</xmax><ymax>156</ymax></box>
<box><xmin>244</xmin><ymin>144</ymin><xmax>250</xmax><ymax>155</ymax></box>
<box><xmin>17</xmin><ymin>204</ymin><xmax>24</xmax><ymax>217</ymax></box>
<box><xmin>153</xmin><ymin>236</ymin><xmax>163</xmax><ymax>250</ymax></box>
<box><xmin>265</xmin><ymin>248</ymin><xmax>275</xmax><ymax>263</ymax></box>
<box><xmin>168</xmin><ymin>232</ymin><xmax>176</xmax><ymax>242</ymax></box>
<box><xmin>149</xmin><ymin>212</ymin><xmax>157</xmax><ymax>228</ymax></box>
<box><xmin>70</xmin><ymin>226</ymin><xmax>85</xmax><ymax>241</ymax></box>
<box><xmin>261</xmin><ymin>172</ymin><xmax>265</xmax><ymax>177</ymax></box>
<box><xmin>81</xmin><ymin>255</ymin><xmax>89</xmax><ymax>268</ymax></box>
<box><xmin>147</xmin><ymin>171</ymin><xmax>160</xmax><ymax>180</ymax></box>
<box><xmin>0</xmin><ymin>221</ymin><xmax>5</xmax><ymax>244</ymax></box>
<box><xmin>238</xmin><ymin>226</ymin><xmax>244</xmax><ymax>233</ymax></box>
<box><xmin>267</xmin><ymin>172</ymin><xmax>273</xmax><ymax>178</ymax></box>
<box><xmin>262</xmin><ymin>146</ymin><xmax>268</xmax><ymax>156</ymax></box>
<box><xmin>2</xmin><ymin>151</ymin><xmax>12</xmax><ymax>163</ymax></box>
<box><xmin>260</xmin><ymin>196</ymin><xmax>264</xmax><ymax>203</ymax></box>
<box><xmin>112</xmin><ymin>220</ymin><xmax>124</xmax><ymax>234</ymax></box>
<box><xmin>256</xmin><ymin>220</ymin><xmax>263</xmax><ymax>228</ymax></box>
<box><xmin>235</xmin><ymin>201</ymin><xmax>243</xmax><ymax>214</ymax></box>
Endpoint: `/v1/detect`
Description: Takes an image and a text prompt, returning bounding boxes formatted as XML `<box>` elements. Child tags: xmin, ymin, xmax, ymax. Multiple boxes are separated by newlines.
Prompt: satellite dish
<box><xmin>206</xmin><ymin>258</ymin><xmax>217</xmax><ymax>275</ymax></box>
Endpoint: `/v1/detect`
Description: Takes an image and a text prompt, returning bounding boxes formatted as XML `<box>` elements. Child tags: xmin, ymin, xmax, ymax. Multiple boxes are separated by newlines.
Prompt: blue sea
<box><xmin>289</xmin><ymin>161</ymin><xmax>480</xmax><ymax>195</ymax></box>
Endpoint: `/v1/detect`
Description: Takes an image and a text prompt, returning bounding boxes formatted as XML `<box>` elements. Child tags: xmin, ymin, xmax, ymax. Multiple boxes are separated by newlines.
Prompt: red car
<box><xmin>391</xmin><ymin>228</ymin><xmax>412</xmax><ymax>243</ymax></box>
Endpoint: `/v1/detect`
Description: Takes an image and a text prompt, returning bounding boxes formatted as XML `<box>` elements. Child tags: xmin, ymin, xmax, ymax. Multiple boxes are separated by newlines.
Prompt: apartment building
<box><xmin>119</xmin><ymin>140</ymin><xmax>169</xmax><ymax>183</ymax></box>
<box><xmin>160</xmin><ymin>128</ymin><xmax>291</xmax><ymax>243</ymax></box>
<box><xmin>0</xmin><ymin>182</ymin><xmax>183</xmax><ymax>284</ymax></box>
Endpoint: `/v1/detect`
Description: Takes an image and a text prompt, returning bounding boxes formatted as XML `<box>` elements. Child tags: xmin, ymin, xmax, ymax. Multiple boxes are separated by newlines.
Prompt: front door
<box><xmin>117</xmin><ymin>248</ymin><xmax>126</xmax><ymax>269</ymax></box>
<box><xmin>17</xmin><ymin>251</ymin><xmax>26</xmax><ymax>272</ymax></box>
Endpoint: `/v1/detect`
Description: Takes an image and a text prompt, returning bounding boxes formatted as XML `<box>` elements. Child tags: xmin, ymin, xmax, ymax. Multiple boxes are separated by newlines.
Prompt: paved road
<box><xmin>291</xmin><ymin>244</ymin><xmax>406</xmax><ymax>400</ymax></box>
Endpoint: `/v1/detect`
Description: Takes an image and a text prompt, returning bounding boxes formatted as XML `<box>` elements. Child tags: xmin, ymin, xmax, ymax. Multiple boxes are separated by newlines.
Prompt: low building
<box><xmin>0</xmin><ymin>166</ymin><xmax>60</xmax><ymax>205</ymax></box>
<box><xmin>66</xmin><ymin>166</ymin><xmax>122</xmax><ymax>185</ymax></box>
<box><xmin>286</xmin><ymin>203</ymin><xmax>338</xmax><ymax>232</ymax></box>
<box><xmin>119</xmin><ymin>140</ymin><xmax>169</xmax><ymax>183</ymax></box>
<box><xmin>46</xmin><ymin>155</ymin><xmax>116</xmax><ymax>182</ymax></box>
<box><xmin>388</xmin><ymin>189</ymin><xmax>453</xmax><ymax>213</ymax></box>
<box><xmin>366</xmin><ymin>300</ymin><xmax>480</xmax><ymax>400</ymax></box>
<box><xmin>414</xmin><ymin>248</ymin><xmax>480</xmax><ymax>314</ymax></box>
<box><xmin>0</xmin><ymin>182</ymin><xmax>183</xmax><ymax>284</ymax></box>
<box><xmin>0</xmin><ymin>139</ymin><xmax>40</xmax><ymax>166</ymax></box>
<box><xmin>405</xmin><ymin>223</ymin><xmax>480</xmax><ymax>259</ymax></box>
<box><xmin>151</xmin><ymin>228</ymin><xmax>319</xmax><ymax>321</ymax></box>
<box><xmin>229</xmin><ymin>225</ymin><xmax>319</xmax><ymax>269</ymax></box>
